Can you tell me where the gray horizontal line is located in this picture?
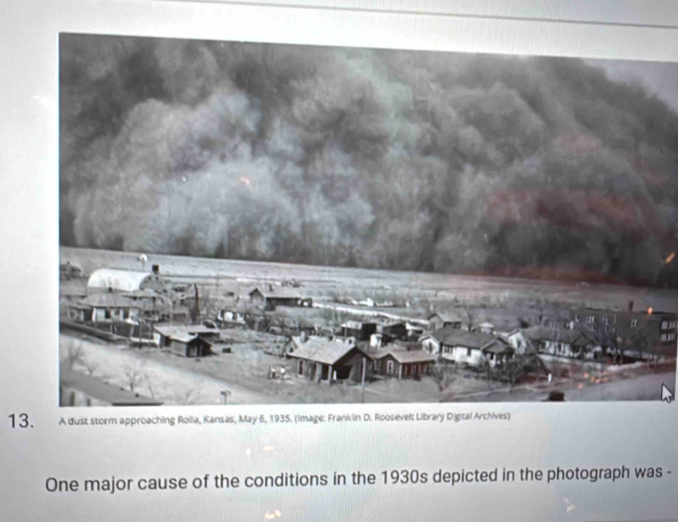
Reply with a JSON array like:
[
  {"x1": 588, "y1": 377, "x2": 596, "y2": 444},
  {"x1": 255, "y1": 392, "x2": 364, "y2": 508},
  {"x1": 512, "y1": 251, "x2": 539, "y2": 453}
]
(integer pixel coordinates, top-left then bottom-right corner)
[
  {"x1": 159, "y1": 0, "x2": 678, "y2": 31},
  {"x1": 580, "y1": 518, "x2": 678, "y2": 522}
]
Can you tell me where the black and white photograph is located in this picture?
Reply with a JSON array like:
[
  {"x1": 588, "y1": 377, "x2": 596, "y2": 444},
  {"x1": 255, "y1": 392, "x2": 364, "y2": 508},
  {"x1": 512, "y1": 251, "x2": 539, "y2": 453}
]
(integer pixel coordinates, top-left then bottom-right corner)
[{"x1": 58, "y1": 33, "x2": 678, "y2": 406}]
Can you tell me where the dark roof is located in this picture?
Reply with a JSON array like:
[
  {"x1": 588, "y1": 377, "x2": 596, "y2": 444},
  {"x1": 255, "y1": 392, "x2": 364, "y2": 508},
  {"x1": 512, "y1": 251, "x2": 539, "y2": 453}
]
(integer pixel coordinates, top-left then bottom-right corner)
[
  {"x1": 60, "y1": 369, "x2": 163, "y2": 406},
  {"x1": 523, "y1": 326, "x2": 592, "y2": 345},
  {"x1": 154, "y1": 325, "x2": 219, "y2": 337},
  {"x1": 60, "y1": 287, "x2": 88, "y2": 297},
  {"x1": 249, "y1": 287, "x2": 304, "y2": 299},
  {"x1": 390, "y1": 341, "x2": 423, "y2": 351},
  {"x1": 123, "y1": 289, "x2": 160, "y2": 299},
  {"x1": 80, "y1": 294, "x2": 139, "y2": 308},
  {"x1": 428, "y1": 311, "x2": 463, "y2": 323},
  {"x1": 425, "y1": 328, "x2": 499, "y2": 349},
  {"x1": 169, "y1": 333, "x2": 212, "y2": 345},
  {"x1": 482, "y1": 342, "x2": 516, "y2": 355},
  {"x1": 288, "y1": 337, "x2": 367, "y2": 365},
  {"x1": 69, "y1": 303, "x2": 93, "y2": 310},
  {"x1": 574, "y1": 307, "x2": 676, "y2": 318},
  {"x1": 374, "y1": 350, "x2": 436, "y2": 364},
  {"x1": 342, "y1": 320, "x2": 365, "y2": 330}
]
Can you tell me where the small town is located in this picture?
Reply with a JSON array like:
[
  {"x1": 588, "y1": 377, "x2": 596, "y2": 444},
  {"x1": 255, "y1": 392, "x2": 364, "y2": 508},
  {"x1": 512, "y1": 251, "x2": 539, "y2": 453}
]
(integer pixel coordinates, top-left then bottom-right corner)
[{"x1": 59, "y1": 252, "x2": 678, "y2": 406}]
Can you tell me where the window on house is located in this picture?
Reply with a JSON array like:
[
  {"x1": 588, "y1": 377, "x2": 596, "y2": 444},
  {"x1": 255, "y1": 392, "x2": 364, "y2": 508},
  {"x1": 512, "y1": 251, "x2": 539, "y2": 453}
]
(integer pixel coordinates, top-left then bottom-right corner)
[
  {"x1": 587, "y1": 316, "x2": 594, "y2": 323},
  {"x1": 661, "y1": 334, "x2": 667, "y2": 342},
  {"x1": 387, "y1": 360, "x2": 394, "y2": 375},
  {"x1": 104, "y1": 309, "x2": 111, "y2": 319},
  {"x1": 662, "y1": 321, "x2": 669, "y2": 329},
  {"x1": 467, "y1": 348, "x2": 472, "y2": 356},
  {"x1": 631, "y1": 319, "x2": 638, "y2": 328}
]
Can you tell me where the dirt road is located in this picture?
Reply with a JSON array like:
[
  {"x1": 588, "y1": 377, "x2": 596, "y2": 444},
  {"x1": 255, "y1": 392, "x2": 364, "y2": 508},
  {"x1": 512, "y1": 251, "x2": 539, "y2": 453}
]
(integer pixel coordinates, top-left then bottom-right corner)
[
  {"x1": 60, "y1": 334, "x2": 276, "y2": 405},
  {"x1": 447, "y1": 370, "x2": 674, "y2": 402}
]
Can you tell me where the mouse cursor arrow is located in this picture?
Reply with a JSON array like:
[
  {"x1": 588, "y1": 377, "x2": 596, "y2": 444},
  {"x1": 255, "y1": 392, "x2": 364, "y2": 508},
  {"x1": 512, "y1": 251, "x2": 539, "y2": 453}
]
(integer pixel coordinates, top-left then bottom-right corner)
[{"x1": 661, "y1": 384, "x2": 674, "y2": 404}]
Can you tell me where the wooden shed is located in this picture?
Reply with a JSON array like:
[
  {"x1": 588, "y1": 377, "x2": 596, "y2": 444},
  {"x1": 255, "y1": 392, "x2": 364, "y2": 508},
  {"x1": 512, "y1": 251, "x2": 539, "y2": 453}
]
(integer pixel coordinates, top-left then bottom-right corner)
[{"x1": 168, "y1": 333, "x2": 213, "y2": 357}]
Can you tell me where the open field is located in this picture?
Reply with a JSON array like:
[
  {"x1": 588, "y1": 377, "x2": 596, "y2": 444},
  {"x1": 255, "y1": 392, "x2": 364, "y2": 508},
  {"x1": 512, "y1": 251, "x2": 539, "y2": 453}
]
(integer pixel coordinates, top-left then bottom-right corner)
[{"x1": 61, "y1": 247, "x2": 678, "y2": 314}]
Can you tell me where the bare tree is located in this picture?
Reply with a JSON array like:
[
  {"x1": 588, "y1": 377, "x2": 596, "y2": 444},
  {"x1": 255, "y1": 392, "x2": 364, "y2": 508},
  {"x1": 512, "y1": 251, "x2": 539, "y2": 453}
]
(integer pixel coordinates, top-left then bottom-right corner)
[
  {"x1": 587, "y1": 324, "x2": 623, "y2": 364},
  {"x1": 64, "y1": 340, "x2": 85, "y2": 370},
  {"x1": 463, "y1": 304, "x2": 476, "y2": 332},
  {"x1": 190, "y1": 284, "x2": 201, "y2": 324},
  {"x1": 174, "y1": 386, "x2": 202, "y2": 405},
  {"x1": 144, "y1": 374, "x2": 158, "y2": 399},
  {"x1": 626, "y1": 322, "x2": 659, "y2": 365},
  {"x1": 497, "y1": 354, "x2": 540, "y2": 390},
  {"x1": 433, "y1": 364, "x2": 456, "y2": 398},
  {"x1": 82, "y1": 358, "x2": 99, "y2": 376},
  {"x1": 121, "y1": 360, "x2": 146, "y2": 392}
]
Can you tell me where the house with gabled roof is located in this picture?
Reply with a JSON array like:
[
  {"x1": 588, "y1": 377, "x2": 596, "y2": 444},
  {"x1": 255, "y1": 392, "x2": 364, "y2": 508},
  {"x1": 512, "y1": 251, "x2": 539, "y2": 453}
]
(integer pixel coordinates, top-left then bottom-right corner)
[
  {"x1": 438, "y1": 330, "x2": 514, "y2": 367},
  {"x1": 248, "y1": 287, "x2": 313, "y2": 311},
  {"x1": 69, "y1": 293, "x2": 140, "y2": 323},
  {"x1": 421, "y1": 328, "x2": 514, "y2": 368},
  {"x1": 499, "y1": 329, "x2": 531, "y2": 354},
  {"x1": 167, "y1": 333, "x2": 213, "y2": 357},
  {"x1": 523, "y1": 325, "x2": 599, "y2": 359},
  {"x1": 287, "y1": 337, "x2": 372, "y2": 383},
  {"x1": 427, "y1": 311, "x2": 463, "y2": 330},
  {"x1": 372, "y1": 349, "x2": 435, "y2": 379},
  {"x1": 154, "y1": 324, "x2": 221, "y2": 347}
]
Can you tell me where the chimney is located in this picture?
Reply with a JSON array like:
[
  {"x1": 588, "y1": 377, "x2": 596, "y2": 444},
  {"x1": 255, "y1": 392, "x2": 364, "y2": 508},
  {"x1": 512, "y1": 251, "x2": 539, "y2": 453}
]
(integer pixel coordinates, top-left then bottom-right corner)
[
  {"x1": 300, "y1": 331, "x2": 308, "y2": 343},
  {"x1": 628, "y1": 300, "x2": 634, "y2": 312}
]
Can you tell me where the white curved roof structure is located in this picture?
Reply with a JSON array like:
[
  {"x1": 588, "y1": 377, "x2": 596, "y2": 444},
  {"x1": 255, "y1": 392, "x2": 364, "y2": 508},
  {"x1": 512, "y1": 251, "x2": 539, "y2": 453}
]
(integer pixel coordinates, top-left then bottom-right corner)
[{"x1": 87, "y1": 269, "x2": 155, "y2": 293}]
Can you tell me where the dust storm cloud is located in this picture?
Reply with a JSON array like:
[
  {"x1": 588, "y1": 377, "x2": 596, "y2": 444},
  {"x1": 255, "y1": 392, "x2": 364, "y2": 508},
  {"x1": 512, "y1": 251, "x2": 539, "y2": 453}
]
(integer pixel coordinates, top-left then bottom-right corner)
[{"x1": 59, "y1": 35, "x2": 678, "y2": 286}]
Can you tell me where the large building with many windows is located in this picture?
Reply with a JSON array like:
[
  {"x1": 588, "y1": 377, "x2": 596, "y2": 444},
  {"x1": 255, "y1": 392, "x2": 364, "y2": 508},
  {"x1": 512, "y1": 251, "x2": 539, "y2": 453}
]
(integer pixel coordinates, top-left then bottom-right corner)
[{"x1": 569, "y1": 306, "x2": 677, "y2": 359}]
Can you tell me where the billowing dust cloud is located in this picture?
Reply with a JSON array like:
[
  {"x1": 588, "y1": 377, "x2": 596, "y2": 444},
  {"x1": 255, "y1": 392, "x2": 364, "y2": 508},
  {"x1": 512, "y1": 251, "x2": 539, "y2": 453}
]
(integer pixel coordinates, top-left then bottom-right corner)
[{"x1": 59, "y1": 35, "x2": 678, "y2": 286}]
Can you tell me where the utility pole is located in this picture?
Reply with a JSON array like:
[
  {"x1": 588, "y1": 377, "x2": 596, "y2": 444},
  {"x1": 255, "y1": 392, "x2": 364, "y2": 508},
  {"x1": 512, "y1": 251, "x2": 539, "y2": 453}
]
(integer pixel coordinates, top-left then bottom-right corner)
[{"x1": 361, "y1": 357, "x2": 366, "y2": 403}]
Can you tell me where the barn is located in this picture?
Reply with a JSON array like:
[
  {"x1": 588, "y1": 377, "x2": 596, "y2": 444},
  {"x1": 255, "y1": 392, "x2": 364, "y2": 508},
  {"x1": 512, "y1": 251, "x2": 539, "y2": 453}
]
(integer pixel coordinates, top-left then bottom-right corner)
[
  {"x1": 288, "y1": 337, "x2": 372, "y2": 384},
  {"x1": 87, "y1": 268, "x2": 166, "y2": 294}
]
